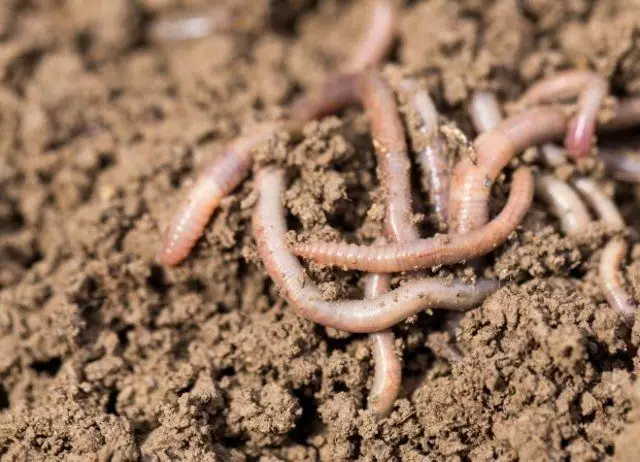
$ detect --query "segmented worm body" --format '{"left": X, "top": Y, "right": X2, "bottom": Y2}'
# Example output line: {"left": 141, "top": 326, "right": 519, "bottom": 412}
{"left": 159, "top": 123, "right": 282, "bottom": 265}
{"left": 253, "top": 168, "right": 499, "bottom": 332}
{"left": 449, "top": 107, "right": 567, "bottom": 234}
{"left": 364, "top": 272, "right": 401, "bottom": 417}
{"left": 292, "top": 167, "right": 534, "bottom": 272}
{"left": 401, "top": 81, "right": 450, "bottom": 230}
{"left": 535, "top": 174, "right": 592, "bottom": 235}
{"left": 572, "top": 177, "right": 625, "bottom": 230}
{"left": 599, "top": 238, "right": 636, "bottom": 322}
{"left": 518, "top": 70, "right": 609, "bottom": 159}
{"left": 469, "top": 90, "right": 503, "bottom": 133}
{"left": 160, "top": 2, "right": 396, "bottom": 266}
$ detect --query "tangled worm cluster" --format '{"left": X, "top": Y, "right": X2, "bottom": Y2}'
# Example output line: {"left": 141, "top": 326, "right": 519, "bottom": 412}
{"left": 156, "top": 1, "right": 640, "bottom": 417}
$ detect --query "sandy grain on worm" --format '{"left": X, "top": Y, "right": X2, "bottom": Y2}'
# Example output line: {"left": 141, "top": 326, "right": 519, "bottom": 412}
{"left": 253, "top": 168, "right": 498, "bottom": 333}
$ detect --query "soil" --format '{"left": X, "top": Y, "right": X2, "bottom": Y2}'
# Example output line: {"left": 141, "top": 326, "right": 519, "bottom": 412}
{"left": 1, "top": 0, "right": 640, "bottom": 461}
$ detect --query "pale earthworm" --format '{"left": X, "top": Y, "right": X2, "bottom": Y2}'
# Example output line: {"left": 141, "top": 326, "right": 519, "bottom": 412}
{"left": 291, "top": 167, "right": 534, "bottom": 272}
{"left": 599, "top": 150, "right": 640, "bottom": 182}
{"left": 159, "top": 122, "right": 282, "bottom": 266}
{"left": 147, "top": 7, "right": 234, "bottom": 43}
{"left": 363, "top": 271, "right": 401, "bottom": 417}
{"left": 599, "top": 238, "right": 636, "bottom": 322}
{"left": 449, "top": 107, "right": 568, "bottom": 235}
{"left": 469, "top": 90, "right": 503, "bottom": 134}
{"left": 253, "top": 167, "right": 499, "bottom": 333}
{"left": 518, "top": 70, "right": 609, "bottom": 159}
{"left": 400, "top": 80, "right": 450, "bottom": 230}
{"left": 571, "top": 177, "right": 625, "bottom": 230}
{"left": 159, "top": 2, "right": 397, "bottom": 266}
{"left": 534, "top": 174, "right": 592, "bottom": 236}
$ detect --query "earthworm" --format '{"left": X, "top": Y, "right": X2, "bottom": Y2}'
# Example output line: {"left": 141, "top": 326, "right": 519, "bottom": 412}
{"left": 572, "top": 177, "right": 625, "bottom": 230}
{"left": 599, "top": 238, "right": 636, "bottom": 322}
{"left": 469, "top": 90, "right": 503, "bottom": 134}
{"left": 599, "top": 150, "right": 640, "bottom": 182}
{"left": 518, "top": 70, "right": 609, "bottom": 159}
{"left": 147, "top": 6, "right": 233, "bottom": 43}
{"left": 400, "top": 80, "right": 450, "bottom": 230}
{"left": 357, "top": 73, "right": 420, "bottom": 242}
{"left": 291, "top": 167, "right": 534, "bottom": 272}
{"left": 159, "top": 2, "right": 397, "bottom": 266}
{"left": 449, "top": 107, "right": 567, "bottom": 234}
{"left": 602, "top": 96, "right": 640, "bottom": 131}
{"left": 159, "top": 123, "right": 282, "bottom": 266}
{"left": 364, "top": 271, "right": 401, "bottom": 417}
{"left": 534, "top": 174, "right": 592, "bottom": 235}
{"left": 344, "top": 0, "right": 397, "bottom": 72}
{"left": 253, "top": 167, "right": 499, "bottom": 332}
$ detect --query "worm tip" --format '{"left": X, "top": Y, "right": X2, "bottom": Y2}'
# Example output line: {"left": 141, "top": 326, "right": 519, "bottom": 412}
{"left": 565, "top": 116, "right": 594, "bottom": 160}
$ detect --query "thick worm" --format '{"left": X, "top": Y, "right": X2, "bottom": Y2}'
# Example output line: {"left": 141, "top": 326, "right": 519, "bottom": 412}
{"left": 469, "top": 90, "right": 503, "bottom": 134}
{"left": 344, "top": 0, "right": 397, "bottom": 72}
{"left": 147, "top": 7, "right": 234, "bottom": 43}
{"left": 534, "top": 174, "right": 592, "bottom": 235}
{"left": 159, "top": 123, "right": 282, "bottom": 266}
{"left": 159, "top": 2, "right": 397, "bottom": 266}
{"left": 599, "top": 150, "right": 640, "bottom": 182}
{"left": 292, "top": 167, "right": 534, "bottom": 272}
{"left": 400, "top": 81, "right": 450, "bottom": 230}
{"left": 599, "top": 239, "right": 636, "bottom": 322}
{"left": 518, "top": 70, "right": 609, "bottom": 159}
{"left": 449, "top": 107, "right": 567, "bottom": 234}
{"left": 364, "top": 272, "right": 401, "bottom": 417}
{"left": 357, "top": 73, "right": 420, "bottom": 242}
{"left": 253, "top": 168, "right": 499, "bottom": 332}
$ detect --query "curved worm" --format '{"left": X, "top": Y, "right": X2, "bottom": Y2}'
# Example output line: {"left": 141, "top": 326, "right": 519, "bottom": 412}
{"left": 159, "top": 123, "right": 282, "bottom": 266}
{"left": 253, "top": 167, "right": 499, "bottom": 332}
{"left": 572, "top": 178, "right": 625, "bottom": 230}
{"left": 534, "top": 174, "right": 592, "bottom": 235}
{"left": 400, "top": 81, "right": 450, "bottom": 230}
{"left": 469, "top": 90, "right": 503, "bottom": 134}
{"left": 292, "top": 167, "right": 534, "bottom": 272}
{"left": 599, "top": 239, "right": 636, "bottom": 322}
{"left": 364, "top": 272, "right": 401, "bottom": 417}
{"left": 344, "top": 0, "right": 397, "bottom": 72}
{"left": 147, "top": 7, "right": 233, "bottom": 43}
{"left": 518, "top": 70, "right": 609, "bottom": 159}
{"left": 599, "top": 150, "right": 640, "bottom": 182}
{"left": 449, "top": 107, "right": 567, "bottom": 234}
{"left": 159, "top": 2, "right": 397, "bottom": 266}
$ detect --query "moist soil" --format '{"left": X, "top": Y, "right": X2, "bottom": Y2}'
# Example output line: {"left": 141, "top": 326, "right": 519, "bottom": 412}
{"left": 1, "top": 0, "right": 640, "bottom": 461}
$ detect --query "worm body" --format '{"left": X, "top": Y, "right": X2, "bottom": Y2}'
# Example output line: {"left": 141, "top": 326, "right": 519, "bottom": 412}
{"left": 599, "top": 151, "right": 640, "bottom": 182}
{"left": 534, "top": 174, "right": 592, "bottom": 235}
{"left": 599, "top": 239, "right": 636, "bottom": 322}
{"left": 364, "top": 272, "right": 401, "bottom": 417}
{"left": 603, "top": 96, "right": 640, "bottom": 131}
{"left": 401, "top": 81, "right": 450, "bottom": 230}
{"left": 292, "top": 167, "right": 534, "bottom": 272}
{"left": 147, "top": 7, "right": 233, "bottom": 43}
{"left": 253, "top": 168, "right": 498, "bottom": 332}
{"left": 469, "top": 90, "right": 503, "bottom": 134}
{"left": 449, "top": 107, "right": 567, "bottom": 234}
{"left": 159, "top": 123, "right": 281, "bottom": 266}
{"left": 518, "top": 70, "right": 609, "bottom": 159}
{"left": 572, "top": 178, "right": 625, "bottom": 230}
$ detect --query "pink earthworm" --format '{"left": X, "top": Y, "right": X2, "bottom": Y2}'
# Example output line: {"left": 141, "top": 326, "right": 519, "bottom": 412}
{"left": 291, "top": 167, "right": 534, "bottom": 272}
{"left": 599, "top": 150, "right": 640, "bottom": 182}
{"left": 147, "top": 6, "right": 233, "bottom": 43}
{"left": 518, "top": 70, "right": 609, "bottom": 159}
{"left": 599, "top": 238, "right": 636, "bottom": 322}
{"left": 159, "top": 2, "right": 397, "bottom": 266}
{"left": 400, "top": 80, "right": 450, "bottom": 230}
{"left": 534, "top": 174, "right": 592, "bottom": 235}
{"left": 253, "top": 167, "right": 499, "bottom": 333}
{"left": 469, "top": 90, "right": 503, "bottom": 134}
{"left": 449, "top": 107, "right": 568, "bottom": 234}
{"left": 363, "top": 271, "right": 401, "bottom": 417}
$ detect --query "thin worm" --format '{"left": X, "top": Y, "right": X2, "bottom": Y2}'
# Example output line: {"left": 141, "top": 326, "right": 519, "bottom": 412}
{"left": 518, "top": 70, "right": 609, "bottom": 159}
{"left": 449, "top": 107, "right": 567, "bottom": 234}
{"left": 599, "top": 150, "right": 640, "bottom": 182}
{"left": 147, "top": 7, "right": 234, "bottom": 43}
{"left": 534, "top": 174, "right": 592, "bottom": 235}
{"left": 364, "top": 272, "right": 401, "bottom": 417}
{"left": 159, "top": 2, "right": 397, "bottom": 266}
{"left": 343, "top": 0, "right": 397, "bottom": 72}
{"left": 572, "top": 177, "right": 625, "bottom": 230}
{"left": 159, "top": 123, "right": 282, "bottom": 266}
{"left": 599, "top": 239, "right": 636, "bottom": 322}
{"left": 253, "top": 168, "right": 499, "bottom": 332}
{"left": 469, "top": 90, "right": 503, "bottom": 134}
{"left": 400, "top": 80, "right": 450, "bottom": 230}
{"left": 291, "top": 167, "right": 534, "bottom": 272}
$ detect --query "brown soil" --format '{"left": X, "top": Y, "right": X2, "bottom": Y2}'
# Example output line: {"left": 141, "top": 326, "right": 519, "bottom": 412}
{"left": 1, "top": 0, "right": 640, "bottom": 460}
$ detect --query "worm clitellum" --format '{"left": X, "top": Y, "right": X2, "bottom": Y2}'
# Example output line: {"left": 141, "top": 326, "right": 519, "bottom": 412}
{"left": 400, "top": 81, "right": 450, "bottom": 230}
{"left": 159, "top": 1, "right": 396, "bottom": 266}
{"left": 518, "top": 70, "right": 609, "bottom": 160}
{"left": 291, "top": 167, "right": 534, "bottom": 272}
{"left": 253, "top": 168, "right": 499, "bottom": 332}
